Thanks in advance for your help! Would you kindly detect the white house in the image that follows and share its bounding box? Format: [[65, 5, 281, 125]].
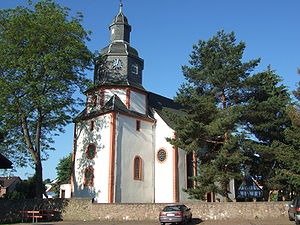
[[71, 4, 196, 203]]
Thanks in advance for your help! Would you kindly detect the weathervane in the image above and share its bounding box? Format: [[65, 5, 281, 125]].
[[119, 0, 123, 12]]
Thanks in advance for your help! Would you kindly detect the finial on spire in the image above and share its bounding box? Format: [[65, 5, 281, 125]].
[[119, 0, 123, 13]]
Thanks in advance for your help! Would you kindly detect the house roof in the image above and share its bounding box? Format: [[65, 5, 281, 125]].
[[0, 177, 21, 188], [0, 153, 13, 169]]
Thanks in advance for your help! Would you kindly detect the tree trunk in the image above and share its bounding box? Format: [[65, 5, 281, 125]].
[[19, 107, 44, 199], [35, 160, 43, 199]]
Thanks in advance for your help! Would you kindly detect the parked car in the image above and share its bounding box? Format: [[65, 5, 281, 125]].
[[159, 204, 192, 225], [288, 197, 300, 224]]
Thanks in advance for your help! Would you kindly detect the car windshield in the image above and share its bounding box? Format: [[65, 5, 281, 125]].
[[163, 206, 181, 212]]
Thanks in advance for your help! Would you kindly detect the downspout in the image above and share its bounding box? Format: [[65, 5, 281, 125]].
[[152, 118, 157, 203], [70, 123, 77, 197], [108, 112, 117, 203]]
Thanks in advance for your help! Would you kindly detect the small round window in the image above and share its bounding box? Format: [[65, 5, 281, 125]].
[[86, 144, 96, 159], [157, 149, 167, 162]]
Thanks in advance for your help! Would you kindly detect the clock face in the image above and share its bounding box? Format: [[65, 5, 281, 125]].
[[131, 63, 138, 75], [112, 59, 122, 70]]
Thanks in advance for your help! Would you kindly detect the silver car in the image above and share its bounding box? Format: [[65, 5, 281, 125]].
[[159, 204, 192, 225], [288, 197, 300, 224]]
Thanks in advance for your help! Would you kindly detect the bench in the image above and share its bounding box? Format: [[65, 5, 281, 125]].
[[19, 210, 59, 223]]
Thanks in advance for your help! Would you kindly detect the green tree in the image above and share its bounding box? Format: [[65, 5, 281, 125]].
[[53, 153, 72, 194], [241, 68, 292, 200], [0, 1, 93, 198], [4, 175, 40, 200], [168, 30, 260, 200]]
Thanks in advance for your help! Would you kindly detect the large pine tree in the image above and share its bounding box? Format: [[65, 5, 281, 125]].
[[241, 67, 292, 200], [168, 30, 260, 200]]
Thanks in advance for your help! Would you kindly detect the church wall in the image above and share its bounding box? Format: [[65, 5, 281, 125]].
[[115, 113, 154, 203], [178, 148, 191, 202], [129, 90, 146, 114], [104, 89, 127, 106], [73, 114, 111, 203], [153, 112, 177, 203]]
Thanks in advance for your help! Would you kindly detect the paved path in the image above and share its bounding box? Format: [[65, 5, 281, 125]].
[[10, 217, 295, 225]]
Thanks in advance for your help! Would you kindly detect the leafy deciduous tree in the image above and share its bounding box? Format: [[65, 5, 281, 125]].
[[0, 1, 93, 198], [53, 153, 72, 194]]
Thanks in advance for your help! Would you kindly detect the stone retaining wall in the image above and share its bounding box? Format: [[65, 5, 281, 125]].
[[0, 198, 290, 223], [62, 199, 289, 221]]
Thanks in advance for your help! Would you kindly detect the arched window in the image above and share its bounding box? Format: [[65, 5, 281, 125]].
[[84, 166, 94, 186], [90, 120, 94, 131], [86, 144, 96, 159], [136, 120, 141, 131], [92, 95, 97, 107], [133, 156, 142, 180]]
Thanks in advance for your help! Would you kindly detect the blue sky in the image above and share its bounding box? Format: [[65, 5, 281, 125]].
[[1, 0, 299, 180]]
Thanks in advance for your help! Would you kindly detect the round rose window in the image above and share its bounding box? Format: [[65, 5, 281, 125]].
[[157, 149, 167, 162]]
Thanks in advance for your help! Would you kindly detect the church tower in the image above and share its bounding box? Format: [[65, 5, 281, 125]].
[[94, 3, 144, 90]]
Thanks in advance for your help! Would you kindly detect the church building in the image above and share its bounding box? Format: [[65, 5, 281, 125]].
[[71, 3, 195, 203]]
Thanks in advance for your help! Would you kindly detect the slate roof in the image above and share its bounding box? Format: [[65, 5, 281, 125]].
[[148, 92, 184, 128], [0, 153, 13, 169], [74, 91, 184, 130], [93, 80, 146, 92], [0, 177, 21, 188], [74, 94, 154, 122]]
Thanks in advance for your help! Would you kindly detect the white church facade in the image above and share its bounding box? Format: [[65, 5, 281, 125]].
[[71, 4, 196, 203]]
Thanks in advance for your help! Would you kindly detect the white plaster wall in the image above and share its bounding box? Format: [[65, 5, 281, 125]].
[[104, 89, 126, 106], [115, 114, 154, 203], [154, 111, 176, 203], [60, 184, 72, 198], [86, 91, 100, 113], [73, 114, 111, 203], [130, 90, 146, 115]]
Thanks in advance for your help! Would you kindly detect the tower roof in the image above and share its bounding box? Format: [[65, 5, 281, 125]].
[[112, 2, 128, 25], [109, 1, 131, 44], [93, 1, 144, 91]]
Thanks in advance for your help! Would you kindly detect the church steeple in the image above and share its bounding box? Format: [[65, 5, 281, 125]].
[[109, 1, 131, 44], [94, 1, 144, 90]]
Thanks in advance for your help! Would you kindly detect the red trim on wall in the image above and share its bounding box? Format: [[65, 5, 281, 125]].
[[84, 166, 94, 186], [126, 88, 131, 109], [70, 123, 77, 197], [108, 112, 116, 203], [172, 134, 179, 203], [81, 111, 155, 123], [118, 112, 155, 123], [133, 156, 142, 180]]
